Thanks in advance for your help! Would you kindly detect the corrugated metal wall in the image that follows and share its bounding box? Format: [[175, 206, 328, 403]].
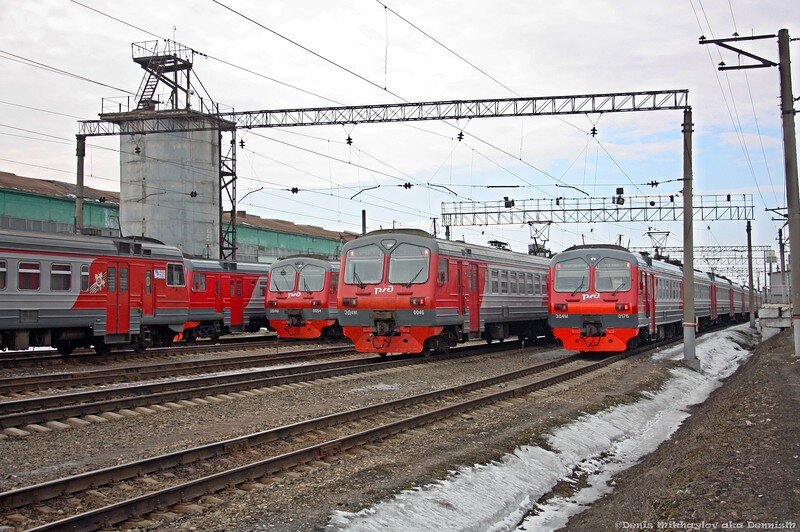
[[0, 188, 342, 261]]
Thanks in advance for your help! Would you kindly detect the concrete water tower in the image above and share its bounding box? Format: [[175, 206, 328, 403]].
[[99, 41, 236, 259]]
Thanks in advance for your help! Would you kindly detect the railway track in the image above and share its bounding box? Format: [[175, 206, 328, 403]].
[[0, 343, 355, 396], [0, 342, 524, 433], [0, 346, 625, 531], [0, 335, 320, 369]]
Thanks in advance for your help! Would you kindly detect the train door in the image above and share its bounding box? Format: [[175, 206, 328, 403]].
[[456, 262, 464, 315], [729, 288, 734, 317], [142, 269, 154, 317], [710, 284, 718, 319], [230, 277, 244, 327], [648, 273, 656, 334], [467, 263, 479, 332], [214, 277, 223, 314], [105, 261, 131, 335]]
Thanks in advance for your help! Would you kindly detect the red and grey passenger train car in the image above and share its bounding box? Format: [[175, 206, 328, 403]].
[[183, 259, 270, 342], [548, 245, 757, 353], [266, 256, 341, 339], [0, 229, 189, 356], [337, 229, 550, 355]]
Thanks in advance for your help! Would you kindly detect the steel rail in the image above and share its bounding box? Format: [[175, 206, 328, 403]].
[[25, 351, 629, 531], [0, 336, 317, 369], [0, 342, 520, 428], [0, 350, 574, 510], [0, 343, 353, 395]]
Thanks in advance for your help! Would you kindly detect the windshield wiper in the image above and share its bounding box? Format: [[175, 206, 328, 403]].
[[404, 266, 425, 288], [302, 278, 312, 293], [611, 280, 627, 296], [570, 276, 586, 296], [352, 266, 366, 289]]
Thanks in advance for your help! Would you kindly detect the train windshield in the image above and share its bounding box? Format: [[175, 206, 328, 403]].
[[554, 258, 589, 293], [298, 264, 325, 292], [595, 258, 631, 292], [270, 265, 297, 292], [388, 243, 430, 285], [344, 244, 384, 285]]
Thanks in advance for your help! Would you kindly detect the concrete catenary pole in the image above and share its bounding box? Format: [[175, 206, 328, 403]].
[[747, 220, 756, 328], [75, 135, 86, 234], [682, 108, 698, 368], [779, 227, 787, 301], [778, 29, 800, 356]]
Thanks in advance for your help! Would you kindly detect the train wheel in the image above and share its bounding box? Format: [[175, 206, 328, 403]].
[[210, 334, 221, 343], [94, 343, 111, 356], [485, 338, 493, 345], [56, 342, 74, 360]]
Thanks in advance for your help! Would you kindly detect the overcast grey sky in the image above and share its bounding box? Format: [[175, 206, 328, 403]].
[[1, 0, 798, 278]]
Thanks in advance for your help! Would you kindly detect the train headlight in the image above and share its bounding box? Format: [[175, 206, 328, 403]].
[[342, 297, 358, 307], [554, 303, 568, 311], [615, 303, 630, 311], [311, 300, 321, 307], [268, 300, 279, 307], [410, 297, 425, 307]]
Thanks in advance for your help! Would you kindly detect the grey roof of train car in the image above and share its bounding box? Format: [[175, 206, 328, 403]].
[[0, 228, 183, 260], [269, 255, 339, 272], [342, 230, 550, 268]]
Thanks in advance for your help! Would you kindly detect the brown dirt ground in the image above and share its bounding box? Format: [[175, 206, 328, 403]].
[[563, 328, 800, 530]]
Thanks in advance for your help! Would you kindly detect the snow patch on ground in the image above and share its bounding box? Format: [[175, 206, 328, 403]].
[[326, 324, 756, 532]]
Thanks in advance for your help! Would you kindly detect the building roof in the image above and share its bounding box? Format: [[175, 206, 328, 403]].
[[0, 171, 119, 204], [0, 170, 358, 243]]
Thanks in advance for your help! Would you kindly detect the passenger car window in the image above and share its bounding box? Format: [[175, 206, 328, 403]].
[[388, 243, 430, 285], [18, 261, 40, 290], [554, 258, 589, 293], [344, 244, 384, 285], [0, 260, 6, 290], [167, 263, 185, 287], [51, 263, 71, 291], [595, 258, 631, 292], [192, 272, 207, 292], [80, 264, 89, 292], [299, 264, 325, 292], [270, 265, 297, 292]]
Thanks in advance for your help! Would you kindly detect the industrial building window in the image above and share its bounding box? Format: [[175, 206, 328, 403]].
[[0, 260, 5, 290], [167, 263, 185, 287], [51, 264, 71, 291], [18, 261, 40, 290], [192, 272, 207, 292], [81, 265, 89, 292]]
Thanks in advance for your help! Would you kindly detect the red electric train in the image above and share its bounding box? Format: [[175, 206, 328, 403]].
[[337, 229, 550, 355], [266, 256, 342, 339], [548, 245, 759, 353], [0, 229, 189, 356], [183, 259, 270, 342]]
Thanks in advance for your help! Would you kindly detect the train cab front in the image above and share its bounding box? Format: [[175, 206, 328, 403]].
[[266, 257, 339, 339], [338, 232, 439, 354], [548, 247, 640, 352]]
